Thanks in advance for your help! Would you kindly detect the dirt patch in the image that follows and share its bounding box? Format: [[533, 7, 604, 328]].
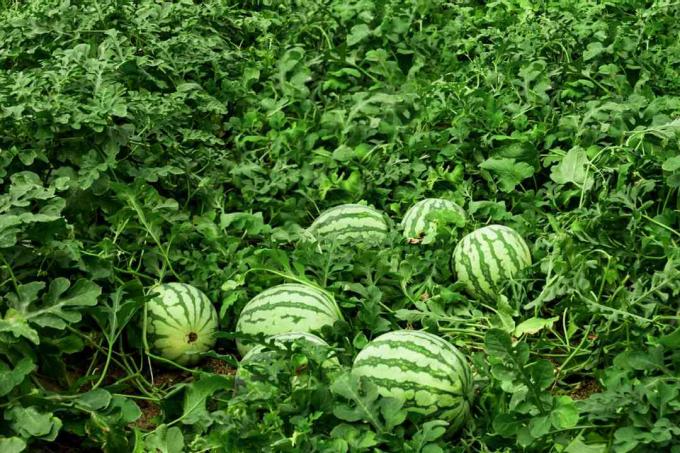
[[205, 357, 237, 376], [135, 400, 161, 430], [152, 369, 190, 388], [570, 379, 601, 400]]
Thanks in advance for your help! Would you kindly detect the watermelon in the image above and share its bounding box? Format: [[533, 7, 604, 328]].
[[307, 203, 388, 246], [235, 283, 343, 356], [452, 224, 531, 301], [401, 198, 465, 241], [146, 283, 219, 366], [352, 330, 473, 429]]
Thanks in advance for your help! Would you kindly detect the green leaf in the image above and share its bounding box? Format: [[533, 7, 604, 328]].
[[110, 396, 142, 424], [657, 327, 680, 349], [379, 397, 406, 430], [613, 350, 663, 371], [485, 329, 517, 362], [144, 425, 184, 453], [550, 147, 592, 188], [550, 396, 579, 429], [528, 360, 555, 390], [5, 406, 62, 441], [528, 414, 551, 438], [564, 436, 608, 453], [347, 24, 372, 46], [0, 437, 26, 453], [181, 375, 230, 426], [330, 373, 384, 431], [662, 155, 680, 172], [514, 316, 559, 336], [479, 157, 535, 192], [583, 42, 604, 61], [74, 389, 112, 411], [0, 358, 35, 397], [6, 279, 101, 332], [493, 413, 522, 436], [330, 424, 378, 450], [0, 318, 39, 344]]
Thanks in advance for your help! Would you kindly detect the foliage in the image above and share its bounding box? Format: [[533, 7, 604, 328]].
[[1, 0, 679, 451]]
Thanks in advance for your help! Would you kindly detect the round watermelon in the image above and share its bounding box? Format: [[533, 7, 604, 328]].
[[401, 198, 465, 241], [453, 224, 531, 301], [146, 283, 219, 366], [352, 330, 473, 429], [235, 283, 343, 356], [307, 203, 388, 246]]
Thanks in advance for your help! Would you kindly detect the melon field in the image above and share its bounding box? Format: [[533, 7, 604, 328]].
[[1, 0, 680, 452]]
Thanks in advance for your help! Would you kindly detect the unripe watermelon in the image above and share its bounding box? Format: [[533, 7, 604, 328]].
[[146, 283, 219, 366], [453, 224, 531, 301], [235, 283, 343, 356], [401, 198, 465, 241], [307, 203, 388, 246], [352, 330, 473, 430]]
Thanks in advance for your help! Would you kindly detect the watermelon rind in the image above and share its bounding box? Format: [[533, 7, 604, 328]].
[[307, 203, 389, 246], [452, 224, 532, 301], [235, 283, 343, 356], [351, 330, 473, 430], [401, 198, 465, 240], [146, 282, 219, 366]]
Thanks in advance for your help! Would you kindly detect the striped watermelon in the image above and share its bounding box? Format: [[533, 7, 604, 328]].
[[146, 283, 219, 366], [307, 203, 388, 246], [235, 283, 343, 356], [352, 330, 473, 429], [238, 332, 339, 381], [401, 198, 465, 241], [453, 224, 531, 301]]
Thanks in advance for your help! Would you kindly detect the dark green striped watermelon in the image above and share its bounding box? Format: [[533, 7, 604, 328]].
[[235, 283, 343, 356], [453, 224, 531, 301], [307, 203, 388, 246], [352, 330, 473, 430], [401, 198, 465, 241], [146, 283, 219, 366]]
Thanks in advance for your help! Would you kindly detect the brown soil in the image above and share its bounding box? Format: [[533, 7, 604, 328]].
[[152, 369, 190, 388], [135, 400, 161, 430], [570, 379, 601, 400], [205, 357, 237, 376]]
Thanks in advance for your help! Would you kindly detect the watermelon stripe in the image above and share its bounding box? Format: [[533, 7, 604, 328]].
[[324, 227, 388, 243], [194, 309, 217, 335], [453, 225, 531, 301], [354, 375, 465, 402], [469, 237, 495, 296], [311, 204, 384, 222], [239, 304, 336, 324], [235, 283, 342, 356], [149, 296, 186, 331], [147, 312, 182, 332], [353, 357, 463, 393], [351, 330, 472, 429], [307, 204, 388, 246], [146, 283, 218, 366], [491, 228, 523, 275], [357, 336, 461, 375], [478, 233, 508, 279], [166, 285, 194, 327], [312, 219, 387, 236], [238, 286, 339, 319], [401, 198, 465, 239], [456, 247, 487, 298]]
